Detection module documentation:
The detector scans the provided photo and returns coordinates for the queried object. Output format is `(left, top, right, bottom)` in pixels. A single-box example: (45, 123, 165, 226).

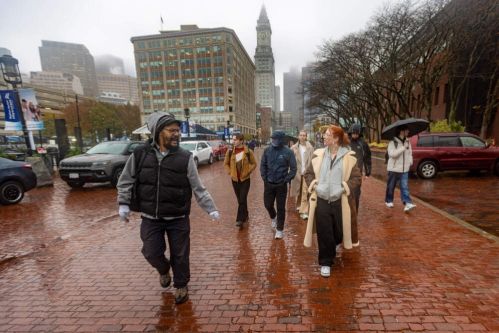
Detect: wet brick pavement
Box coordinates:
(0, 148, 498, 332)
(370, 151, 499, 237)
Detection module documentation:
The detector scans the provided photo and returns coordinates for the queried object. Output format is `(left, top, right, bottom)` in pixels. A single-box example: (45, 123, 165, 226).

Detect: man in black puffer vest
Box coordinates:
(117, 112, 220, 305)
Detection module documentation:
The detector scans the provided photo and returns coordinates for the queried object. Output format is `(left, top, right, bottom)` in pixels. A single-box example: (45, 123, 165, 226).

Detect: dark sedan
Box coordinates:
(0, 157, 37, 205)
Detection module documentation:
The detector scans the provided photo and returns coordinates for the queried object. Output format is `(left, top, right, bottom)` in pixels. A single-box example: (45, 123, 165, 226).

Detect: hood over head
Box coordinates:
(270, 130, 286, 147)
(348, 123, 362, 136)
(146, 112, 181, 144)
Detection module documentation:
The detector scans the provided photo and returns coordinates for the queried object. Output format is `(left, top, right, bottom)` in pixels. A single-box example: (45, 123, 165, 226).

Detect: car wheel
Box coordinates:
(67, 181, 85, 188)
(111, 167, 123, 187)
(194, 157, 199, 168)
(208, 154, 214, 165)
(417, 160, 438, 179)
(0, 180, 25, 205)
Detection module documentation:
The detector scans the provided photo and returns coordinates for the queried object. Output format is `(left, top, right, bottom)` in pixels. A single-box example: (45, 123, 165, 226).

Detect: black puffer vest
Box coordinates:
(135, 145, 192, 218)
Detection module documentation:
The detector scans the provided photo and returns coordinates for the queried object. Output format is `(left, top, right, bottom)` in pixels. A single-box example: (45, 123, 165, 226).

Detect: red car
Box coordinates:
(409, 132, 499, 179)
(208, 140, 228, 161)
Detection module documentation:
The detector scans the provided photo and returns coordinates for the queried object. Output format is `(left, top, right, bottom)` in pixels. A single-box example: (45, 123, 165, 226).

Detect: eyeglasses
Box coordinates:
(164, 128, 180, 134)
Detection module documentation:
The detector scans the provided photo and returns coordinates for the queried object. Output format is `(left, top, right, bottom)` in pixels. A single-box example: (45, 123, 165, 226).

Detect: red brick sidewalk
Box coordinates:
(0, 151, 497, 332)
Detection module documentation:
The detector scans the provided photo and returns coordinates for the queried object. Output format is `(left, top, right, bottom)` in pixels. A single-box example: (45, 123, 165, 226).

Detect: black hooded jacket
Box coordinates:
(349, 136, 372, 176)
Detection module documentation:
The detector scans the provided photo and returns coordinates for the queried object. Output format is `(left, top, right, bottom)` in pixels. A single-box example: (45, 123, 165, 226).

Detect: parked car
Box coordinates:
(409, 132, 499, 179)
(59, 141, 143, 188)
(179, 140, 214, 167)
(207, 140, 228, 161)
(0, 157, 37, 204)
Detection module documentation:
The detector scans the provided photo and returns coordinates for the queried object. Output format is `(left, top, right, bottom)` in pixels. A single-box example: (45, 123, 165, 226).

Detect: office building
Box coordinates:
(283, 68, 303, 134)
(96, 73, 139, 105)
(131, 25, 256, 134)
(30, 71, 84, 95)
(39, 40, 98, 97)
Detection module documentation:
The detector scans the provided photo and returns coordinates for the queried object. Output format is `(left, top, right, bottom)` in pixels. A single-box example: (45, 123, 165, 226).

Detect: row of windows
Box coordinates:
(137, 45, 224, 61)
(136, 35, 224, 49)
(417, 135, 485, 148)
(142, 76, 226, 89)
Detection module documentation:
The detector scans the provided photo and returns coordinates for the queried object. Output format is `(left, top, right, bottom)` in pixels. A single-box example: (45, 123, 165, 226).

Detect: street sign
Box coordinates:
(0, 90, 22, 131)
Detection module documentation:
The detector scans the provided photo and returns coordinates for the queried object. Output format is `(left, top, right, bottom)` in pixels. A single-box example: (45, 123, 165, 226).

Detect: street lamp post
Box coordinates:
(226, 120, 231, 144)
(0, 55, 32, 156)
(74, 94, 84, 152)
(184, 108, 190, 138)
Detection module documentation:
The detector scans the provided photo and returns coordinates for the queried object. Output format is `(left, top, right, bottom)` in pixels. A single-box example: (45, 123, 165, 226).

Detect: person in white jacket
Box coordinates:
(385, 125, 416, 212)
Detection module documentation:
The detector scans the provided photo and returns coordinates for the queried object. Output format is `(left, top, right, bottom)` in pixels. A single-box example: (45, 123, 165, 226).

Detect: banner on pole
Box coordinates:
(19, 88, 44, 131)
(0, 90, 22, 131)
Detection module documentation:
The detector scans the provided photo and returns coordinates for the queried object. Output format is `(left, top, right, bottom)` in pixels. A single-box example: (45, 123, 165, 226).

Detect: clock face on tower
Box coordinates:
(258, 31, 267, 43)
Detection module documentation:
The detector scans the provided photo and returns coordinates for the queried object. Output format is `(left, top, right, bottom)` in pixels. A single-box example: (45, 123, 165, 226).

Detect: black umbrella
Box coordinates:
(381, 118, 429, 140)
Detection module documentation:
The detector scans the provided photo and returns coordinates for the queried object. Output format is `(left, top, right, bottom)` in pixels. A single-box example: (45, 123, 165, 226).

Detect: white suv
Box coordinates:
(179, 140, 214, 167)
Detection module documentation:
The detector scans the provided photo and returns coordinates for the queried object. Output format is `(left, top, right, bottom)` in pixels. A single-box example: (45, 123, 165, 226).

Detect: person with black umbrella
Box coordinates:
(385, 125, 416, 212)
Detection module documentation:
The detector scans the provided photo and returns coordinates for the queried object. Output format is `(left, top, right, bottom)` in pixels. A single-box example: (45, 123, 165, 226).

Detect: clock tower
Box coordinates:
(254, 5, 276, 114)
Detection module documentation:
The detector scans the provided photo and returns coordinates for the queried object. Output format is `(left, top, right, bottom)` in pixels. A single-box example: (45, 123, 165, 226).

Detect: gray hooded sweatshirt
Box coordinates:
(116, 112, 217, 220)
(316, 146, 349, 202)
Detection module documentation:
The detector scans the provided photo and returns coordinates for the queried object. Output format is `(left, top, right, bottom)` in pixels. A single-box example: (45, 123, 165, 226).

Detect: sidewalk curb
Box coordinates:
(370, 177, 499, 243)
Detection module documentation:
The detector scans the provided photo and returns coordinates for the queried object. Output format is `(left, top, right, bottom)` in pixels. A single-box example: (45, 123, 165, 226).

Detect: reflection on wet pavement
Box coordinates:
(371, 151, 499, 236)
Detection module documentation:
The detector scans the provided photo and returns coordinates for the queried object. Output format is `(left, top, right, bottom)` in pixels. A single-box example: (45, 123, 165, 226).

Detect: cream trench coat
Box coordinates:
(303, 148, 361, 249)
(290, 141, 315, 197)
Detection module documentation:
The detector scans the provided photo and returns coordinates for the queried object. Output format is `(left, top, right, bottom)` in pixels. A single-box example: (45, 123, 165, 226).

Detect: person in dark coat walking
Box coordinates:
(260, 130, 297, 240)
(348, 124, 372, 211)
(116, 112, 220, 305)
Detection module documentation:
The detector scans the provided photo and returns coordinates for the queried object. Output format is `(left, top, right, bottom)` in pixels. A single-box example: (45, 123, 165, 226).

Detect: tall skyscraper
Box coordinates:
(302, 64, 321, 135)
(283, 68, 303, 133)
(274, 85, 281, 112)
(131, 25, 256, 134)
(39, 40, 98, 97)
(254, 5, 276, 112)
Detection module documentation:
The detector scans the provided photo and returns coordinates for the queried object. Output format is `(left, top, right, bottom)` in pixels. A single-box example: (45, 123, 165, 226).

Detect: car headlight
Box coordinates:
(92, 161, 110, 167)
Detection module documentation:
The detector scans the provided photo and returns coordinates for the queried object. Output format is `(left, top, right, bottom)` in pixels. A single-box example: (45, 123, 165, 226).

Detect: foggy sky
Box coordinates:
(0, 0, 395, 95)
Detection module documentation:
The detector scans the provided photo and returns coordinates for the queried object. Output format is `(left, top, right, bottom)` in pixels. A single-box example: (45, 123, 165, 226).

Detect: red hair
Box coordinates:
(327, 125, 350, 146)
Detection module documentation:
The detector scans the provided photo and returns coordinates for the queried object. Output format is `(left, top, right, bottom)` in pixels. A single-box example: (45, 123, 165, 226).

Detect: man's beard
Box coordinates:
(163, 137, 179, 150)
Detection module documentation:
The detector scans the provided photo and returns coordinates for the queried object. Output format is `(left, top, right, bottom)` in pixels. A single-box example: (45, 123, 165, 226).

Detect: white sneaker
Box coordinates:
(274, 230, 283, 239)
(271, 218, 277, 229)
(320, 266, 331, 277)
(404, 203, 416, 213)
(300, 213, 308, 220)
(385, 202, 394, 208)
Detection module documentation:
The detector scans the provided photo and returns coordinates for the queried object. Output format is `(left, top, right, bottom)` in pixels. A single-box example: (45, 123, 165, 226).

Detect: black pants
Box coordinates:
(263, 182, 288, 231)
(315, 197, 343, 266)
(140, 216, 190, 288)
(232, 178, 251, 222)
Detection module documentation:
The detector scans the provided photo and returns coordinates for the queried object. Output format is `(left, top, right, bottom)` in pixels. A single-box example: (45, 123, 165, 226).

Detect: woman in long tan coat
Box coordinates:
(290, 130, 315, 220)
(303, 125, 361, 277)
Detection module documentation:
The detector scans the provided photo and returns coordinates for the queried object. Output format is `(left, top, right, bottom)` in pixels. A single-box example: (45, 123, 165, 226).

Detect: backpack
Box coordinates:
(384, 140, 398, 164)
